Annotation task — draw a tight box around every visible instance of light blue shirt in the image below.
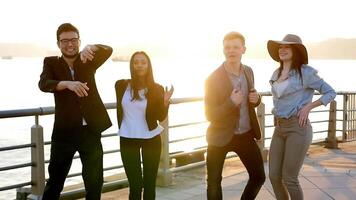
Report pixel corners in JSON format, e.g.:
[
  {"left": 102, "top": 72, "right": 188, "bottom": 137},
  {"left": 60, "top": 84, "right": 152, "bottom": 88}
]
[{"left": 270, "top": 65, "right": 336, "bottom": 118}]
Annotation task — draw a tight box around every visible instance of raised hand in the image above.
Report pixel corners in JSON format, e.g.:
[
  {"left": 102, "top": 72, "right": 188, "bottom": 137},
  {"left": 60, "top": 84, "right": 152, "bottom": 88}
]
[
  {"left": 230, "top": 89, "right": 243, "bottom": 106},
  {"left": 80, "top": 45, "right": 96, "bottom": 63},
  {"left": 164, "top": 85, "right": 174, "bottom": 106}
]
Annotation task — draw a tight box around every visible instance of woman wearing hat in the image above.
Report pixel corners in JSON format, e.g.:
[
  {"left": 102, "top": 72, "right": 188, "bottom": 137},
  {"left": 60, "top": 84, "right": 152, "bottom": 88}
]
[{"left": 267, "top": 34, "right": 336, "bottom": 200}]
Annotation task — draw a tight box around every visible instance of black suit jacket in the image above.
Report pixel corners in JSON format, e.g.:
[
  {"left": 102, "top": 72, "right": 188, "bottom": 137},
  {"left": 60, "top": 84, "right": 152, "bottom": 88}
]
[
  {"left": 205, "top": 64, "right": 262, "bottom": 147},
  {"left": 115, "top": 79, "right": 168, "bottom": 131},
  {"left": 39, "top": 45, "right": 113, "bottom": 141}
]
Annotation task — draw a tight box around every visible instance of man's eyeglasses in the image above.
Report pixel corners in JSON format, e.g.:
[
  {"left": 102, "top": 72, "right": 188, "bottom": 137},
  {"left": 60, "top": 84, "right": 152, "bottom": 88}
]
[{"left": 59, "top": 38, "right": 80, "bottom": 45}]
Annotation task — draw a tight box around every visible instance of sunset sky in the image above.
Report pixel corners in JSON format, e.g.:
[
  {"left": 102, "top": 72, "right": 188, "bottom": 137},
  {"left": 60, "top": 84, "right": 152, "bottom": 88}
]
[{"left": 1, "top": 0, "right": 355, "bottom": 57}]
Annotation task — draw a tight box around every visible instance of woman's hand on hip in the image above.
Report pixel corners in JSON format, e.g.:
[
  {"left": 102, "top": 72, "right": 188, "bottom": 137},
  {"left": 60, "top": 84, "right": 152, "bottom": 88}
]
[{"left": 297, "top": 103, "right": 312, "bottom": 127}]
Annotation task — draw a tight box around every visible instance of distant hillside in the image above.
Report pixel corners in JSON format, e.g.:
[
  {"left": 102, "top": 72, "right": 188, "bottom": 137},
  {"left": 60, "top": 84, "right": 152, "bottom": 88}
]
[
  {"left": 244, "top": 38, "right": 356, "bottom": 60},
  {"left": 0, "top": 43, "right": 48, "bottom": 57},
  {"left": 0, "top": 38, "right": 356, "bottom": 59},
  {"left": 308, "top": 38, "right": 356, "bottom": 59}
]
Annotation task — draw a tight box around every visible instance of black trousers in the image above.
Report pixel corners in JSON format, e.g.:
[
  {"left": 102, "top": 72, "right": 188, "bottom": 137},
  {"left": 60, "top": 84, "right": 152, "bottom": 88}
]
[
  {"left": 206, "top": 131, "right": 266, "bottom": 200},
  {"left": 42, "top": 126, "right": 103, "bottom": 200},
  {"left": 120, "top": 135, "right": 162, "bottom": 200}
]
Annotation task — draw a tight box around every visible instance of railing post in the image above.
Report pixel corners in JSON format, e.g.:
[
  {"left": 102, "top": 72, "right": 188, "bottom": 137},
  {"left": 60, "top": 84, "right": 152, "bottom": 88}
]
[
  {"left": 325, "top": 100, "right": 338, "bottom": 149},
  {"left": 29, "top": 115, "right": 45, "bottom": 199},
  {"left": 157, "top": 116, "right": 172, "bottom": 186},
  {"left": 257, "top": 102, "right": 268, "bottom": 162},
  {"left": 342, "top": 94, "right": 348, "bottom": 141}
]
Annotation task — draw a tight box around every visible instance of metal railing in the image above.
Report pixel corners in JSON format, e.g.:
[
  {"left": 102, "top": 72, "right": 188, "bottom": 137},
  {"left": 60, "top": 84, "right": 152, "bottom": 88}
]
[{"left": 0, "top": 92, "right": 355, "bottom": 199}]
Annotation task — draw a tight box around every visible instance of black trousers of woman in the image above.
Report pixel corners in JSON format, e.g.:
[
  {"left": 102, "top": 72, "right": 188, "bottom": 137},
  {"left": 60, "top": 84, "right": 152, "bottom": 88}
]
[
  {"left": 120, "top": 134, "right": 162, "bottom": 200},
  {"left": 206, "top": 131, "right": 266, "bottom": 200}
]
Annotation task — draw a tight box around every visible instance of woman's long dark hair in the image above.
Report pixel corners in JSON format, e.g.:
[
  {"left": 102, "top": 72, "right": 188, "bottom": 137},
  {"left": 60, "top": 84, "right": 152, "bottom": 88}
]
[
  {"left": 277, "top": 46, "right": 304, "bottom": 84},
  {"left": 129, "top": 51, "right": 155, "bottom": 101}
]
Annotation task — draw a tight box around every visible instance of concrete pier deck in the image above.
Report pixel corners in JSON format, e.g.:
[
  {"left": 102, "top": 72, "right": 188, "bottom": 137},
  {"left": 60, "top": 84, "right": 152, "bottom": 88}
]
[{"left": 96, "top": 141, "right": 356, "bottom": 200}]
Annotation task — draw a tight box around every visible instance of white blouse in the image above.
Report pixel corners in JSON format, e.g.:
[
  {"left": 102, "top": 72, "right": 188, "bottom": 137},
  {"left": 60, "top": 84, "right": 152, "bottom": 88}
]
[
  {"left": 118, "top": 85, "right": 163, "bottom": 139},
  {"left": 272, "top": 79, "right": 290, "bottom": 98}
]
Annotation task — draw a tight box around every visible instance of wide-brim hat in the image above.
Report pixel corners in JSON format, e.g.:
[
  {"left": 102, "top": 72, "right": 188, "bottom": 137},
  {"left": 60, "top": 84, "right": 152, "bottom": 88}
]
[{"left": 267, "top": 34, "right": 308, "bottom": 64}]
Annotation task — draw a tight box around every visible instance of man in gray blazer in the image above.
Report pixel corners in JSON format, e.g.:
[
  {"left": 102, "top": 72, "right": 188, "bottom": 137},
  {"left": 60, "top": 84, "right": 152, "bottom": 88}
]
[{"left": 205, "top": 32, "right": 265, "bottom": 200}]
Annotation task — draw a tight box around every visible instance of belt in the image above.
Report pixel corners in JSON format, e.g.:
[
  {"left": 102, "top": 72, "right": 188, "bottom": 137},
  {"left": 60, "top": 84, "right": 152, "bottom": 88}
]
[{"left": 274, "top": 116, "right": 298, "bottom": 127}]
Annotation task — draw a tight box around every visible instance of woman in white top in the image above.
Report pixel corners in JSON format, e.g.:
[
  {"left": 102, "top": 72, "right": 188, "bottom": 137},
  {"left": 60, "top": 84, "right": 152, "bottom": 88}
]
[{"left": 115, "top": 51, "right": 173, "bottom": 200}]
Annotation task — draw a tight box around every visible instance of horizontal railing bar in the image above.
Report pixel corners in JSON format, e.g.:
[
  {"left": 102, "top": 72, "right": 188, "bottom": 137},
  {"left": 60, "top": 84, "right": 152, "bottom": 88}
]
[
  {"left": 170, "top": 148, "right": 207, "bottom": 158},
  {"left": 310, "top": 138, "right": 326, "bottom": 144},
  {"left": 169, "top": 121, "right": 207, "bottom": 129},
  {"left": 170, "top": 154, "right": 237, "bottom": 173},
  {"left": 104, "top": 103, "right": 117, "bottom": 110},
  {"left": 66, "top": 164, "right": 125, "bottom": 179},
  {"left": 101, "top": 133, "right": 118, "bottom": 138},
  {"left": 66, "top": 172, "right": 82, "bottom": 178},
  {"left": 336, "top": 91, "right": 356, "bottom": 95},
  {"left": 311, "top": 120, "right": 330, "bottom": 124},
  {"left": 310, "top": 110, "right": 330, "bottom": 113},
  {"left": 259, "top": 92, "right": 272, "bottom": 96},
  {"left": 0, "top": 103, "right": 117, "bottom": 118},
  {"left": 0, "top": 181, "right": 32, "bottom": 191},
  {"left": 103, "top": 149, "right": 121, "bottom": 154},
  {"left": 194, "top": 146, "right": 207, "bottom": 150},
  {"left": 45, "top": 148, "right": 122, "bottom": 164},
  {"left": 0, "top": 162, "right": 33, "bottom": 172},
  {"left": 170, "top": 150, "right": 184, "bottom": 155},
  {"left": 313, "top": 130, "right": 328, "bottom": 134},
  {"left": 169, "top": 146, "right": 207, "bottom": 156},
  {"left": 343, "top": 119, "right": 356, "bottom": 122},
  {"left": 169, "top": 135, "right": 205, "bottom": 143},
  {"left": 103, "top": 165, "right": 124, "bottom": 171},
  {"left": 70, "top": 149, "right": 122, "bottom": 162},
  {"left": 345, "top": 109, "right": 356, "bottom": 112},
  {"left": 1, "top": 92, "right": 355, "bottom": 119},
  {"left": 0, "top": 108, "right": 44, "bottom": 118},
  {"left": 170, "top": 97, "right": 203, "bottom": 104},
  {"left": 0, "top": 143, "right": 35, "bottom": 152},
  {"left": 345, "top": 139, "right": 356, "bottom": 142}
]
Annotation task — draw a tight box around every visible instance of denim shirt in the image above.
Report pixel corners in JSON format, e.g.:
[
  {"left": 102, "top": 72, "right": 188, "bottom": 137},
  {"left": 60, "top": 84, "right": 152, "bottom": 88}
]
[{"left": 270, "top": 65, "right": 336, "bottom": 118}]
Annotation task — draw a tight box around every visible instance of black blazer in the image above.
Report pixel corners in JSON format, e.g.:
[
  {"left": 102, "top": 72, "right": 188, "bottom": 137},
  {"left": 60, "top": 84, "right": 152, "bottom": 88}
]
[
  {"left": 115, "top": 79, "right": 168, "bottom": 131},
  {"left": 205, "top": 64, "right": 262, "bottom": 147},
  {"left": 38, "top": 45, "right": 113, "bottom": 141}
]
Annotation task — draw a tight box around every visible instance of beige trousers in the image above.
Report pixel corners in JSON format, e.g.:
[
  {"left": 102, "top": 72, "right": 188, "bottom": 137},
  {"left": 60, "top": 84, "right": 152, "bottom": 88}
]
[{"left": 269, "top": 117, "right": 313, "bottom": 200}]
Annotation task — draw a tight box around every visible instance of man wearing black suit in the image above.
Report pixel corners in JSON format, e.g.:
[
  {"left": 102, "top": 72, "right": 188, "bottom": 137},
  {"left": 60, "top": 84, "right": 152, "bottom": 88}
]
[
  {"left": 205, "top": 32, "right": 265, "bottom": 200},
  {"left": 39, "top": 23, "right": 112, "bottom": 200}
]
